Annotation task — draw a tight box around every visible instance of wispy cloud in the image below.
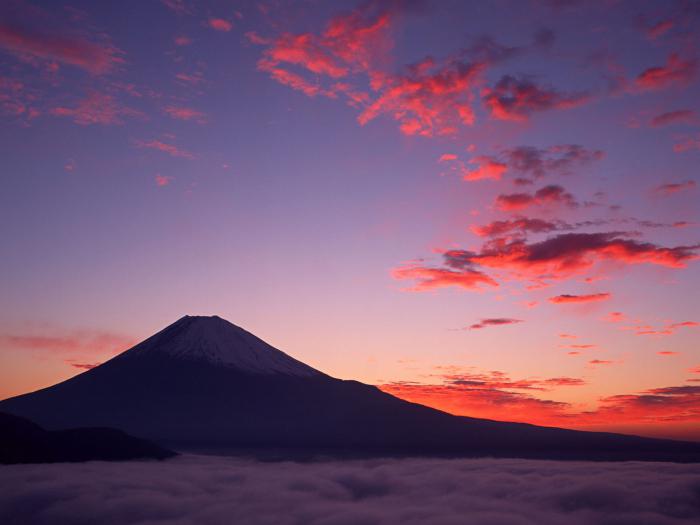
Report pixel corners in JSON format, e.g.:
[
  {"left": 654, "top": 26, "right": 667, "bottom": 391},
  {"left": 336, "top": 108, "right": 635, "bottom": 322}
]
[
  {"left": 0, "top": 23, "right": 123, "bottom": 74},
  {"left": 469, "top": 318, "right": 523, "bottom": 330},
  {"left": 549, "top": 293, "right": 611, "bottom": 304},
  {"left": 135, "top": 139, "right": 195, "bottom": 159}
]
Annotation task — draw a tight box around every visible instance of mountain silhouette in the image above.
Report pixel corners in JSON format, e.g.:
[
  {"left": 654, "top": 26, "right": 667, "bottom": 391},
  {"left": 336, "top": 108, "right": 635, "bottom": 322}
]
[
  {"left": 0, "top": 411, "right": 175, "bottom": 464},
  {"left": 1, "top": 315, "right": 699, "bottom": 462}
]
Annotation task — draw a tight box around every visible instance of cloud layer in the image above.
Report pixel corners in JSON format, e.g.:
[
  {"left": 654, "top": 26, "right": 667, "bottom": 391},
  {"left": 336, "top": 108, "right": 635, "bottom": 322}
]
[{"left": 2, "top": 455, "right": 700, "bottom": 525}]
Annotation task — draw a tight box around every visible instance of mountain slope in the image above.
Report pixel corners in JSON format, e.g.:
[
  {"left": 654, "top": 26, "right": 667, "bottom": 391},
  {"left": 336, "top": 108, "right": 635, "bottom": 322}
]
[
  {"left": 2, "top": 315, "right": 699, "bottom": 462},
  {"left": 0, "top": 412, "right": 176, "bottom": 464}
]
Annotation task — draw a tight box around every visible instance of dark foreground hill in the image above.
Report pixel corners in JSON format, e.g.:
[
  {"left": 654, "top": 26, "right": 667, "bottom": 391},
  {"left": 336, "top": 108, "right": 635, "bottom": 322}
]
[
  {"left": 0, "top": 411, "right": 175, "bottom": 464},
  {"left": 1, "top": 315, "right": 699, "bottom": 462}
]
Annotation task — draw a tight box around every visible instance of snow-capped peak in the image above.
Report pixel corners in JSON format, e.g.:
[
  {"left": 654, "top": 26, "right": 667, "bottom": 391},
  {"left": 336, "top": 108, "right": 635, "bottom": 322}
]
[{"left": 125, "top": 315, "right": 321, "bottom": 377}]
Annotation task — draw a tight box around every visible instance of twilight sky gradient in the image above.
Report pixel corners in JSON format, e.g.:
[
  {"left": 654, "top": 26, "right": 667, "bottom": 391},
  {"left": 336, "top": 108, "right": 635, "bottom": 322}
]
[{"left": 1, "top": 0, "right": 699, "bottom": 440}]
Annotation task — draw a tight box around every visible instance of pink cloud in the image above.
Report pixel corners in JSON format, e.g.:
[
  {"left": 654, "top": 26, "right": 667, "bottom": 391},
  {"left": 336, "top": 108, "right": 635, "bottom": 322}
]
[
  {"left": 358, "top": 57, "right": 484, "bottom": 136},
  {"left": 209, "top": 19, "right": 233, "bottom": 32},
  {"left": 66, "top": 361, "right": 100, "bottom": 370},
  {"left": 673, "top": 134, "right": 700, "bottom": 153},
  {"left": 441, "top": 232, "right": 698, "bottom": 284},
  {"left": 391, "top": 264, "right": 498, "bottom": 292},
  {"left": 438, "top": 153, "right": 457, "bottom": 162},
  {"left": 495, "top": 185, "right": 578, "bottom": 211},
  {"left": 469, "top": 318, "right": 523, "bottom": 330},
  {"left": 646, "top": 19, "right": 674, "bottom": 40},
  {"left": 50, "top": 92, "right": 141, "bottom": 125},
  {"left": 604, "top": 311, "right": 626, "bottom": 323},
  {"left": 635, "top": 53, "right": 696, "bottom": 91},
  {"left": 155, "top": 174, "right": 173, "bottom": 187},
  {"left": 470, "top": 217, "right": 565, "bottom": 238},
  {"left": 650, "top": 109, "right": 694, "bottom": 127},
  {"left": 174, "top": 36, "right": 192, "bottom": 46},
  {"left": 549, "top": 293, "right": 611, "bottom": 304},
  {"left": 464, "top": 156, "right": 507, "bottom": 181},
  {"left": 135, "top": 139, "right": 195, "bottom": 159},
  {"left": 164, "top": 105, "right": 206, "bottom": 123},
  {"left": 1, "top": 331, "right": 134, "bottom": 356},
  {"left": 636, "top": 320, "right": 697, "bottom": 337},
  {"left": 380, "top": 368, "right": 585, "bottom": 426},
  {"left": 161, "top": 0, "right": 189, "bottom": 15},
  {"left": 652, "top": 180, "right": 696, "bottom": 196},
  {"left": 0, "top": 23, "right": 123, "bottom": 74}
]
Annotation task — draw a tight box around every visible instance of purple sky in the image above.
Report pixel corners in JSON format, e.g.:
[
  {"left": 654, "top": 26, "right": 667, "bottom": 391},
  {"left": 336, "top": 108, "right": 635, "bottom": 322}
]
[{"left": 1, "top": 0, "right": 699, "bottom": 439}]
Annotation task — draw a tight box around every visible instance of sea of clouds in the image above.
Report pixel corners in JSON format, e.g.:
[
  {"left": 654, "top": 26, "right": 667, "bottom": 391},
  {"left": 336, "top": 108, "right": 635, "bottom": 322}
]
[{"left": 1, "top": 455, "right": 699, "bottom": 524}]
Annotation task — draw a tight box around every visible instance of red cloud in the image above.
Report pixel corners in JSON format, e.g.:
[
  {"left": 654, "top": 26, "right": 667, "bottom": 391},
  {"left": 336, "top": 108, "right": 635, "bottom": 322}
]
[
  {"left": 442, "top": 232, "right": 698, "bottom": 283},
  {"left": 164, "top": 106, "right": 206, "bottom": 123},
  {"left": 650, "top": 109, "right": 694, "bottom": 127},
  {"left": 636, "top": 320, "right": 698, "bottom": 337},
  {"left": 359, "top": 57, "right": 485, "bottom": 136},
  {"left": 438, "top": 153, "right": 457, "bottom": 162},
  {"left": 669, "top": 321, "right": 699, "bottom": 330},
  {"left": 646, "top": 19, "right": 674, "bottom": 40},
  {"left": 1, "top": 331, "right": 134, "bottom": 356},
  {"left": 674, "top": 134, "right": 700, "bottom": 153},
  {"left": 635, "top": 53, "right": 696, "bottom": 91},
  {"left": 604, "top": 311, "right": 626, "bottom": 323},
  {"left": 483, "top": 75, "right": 588, "bottom": 121},
  {"left": 470, "top": 217, "right": 565, "bottom": 238},
  {"left": 463, "top": 156, "right": 507, "bottom": 181},
  {"left": 653, "top": 180, "right": 696, "bottom": 196},
  {"left": 581, "top": 386, "right": 700, "bottom": 424},
  {"left": 441, "top": 145, "right": 602, "bottom": 186},
  {"left": 636, "top": 329, "right": 672, "bottom": 336},
  {"left": 254, "top": 4, "right": 391, "bottom": 91},
  {"left": 549, "top": 293, "right": 611, "bottom": 304},
  {"left": 67, "top": 361, "right": 100, "bottom": 370},
  {"left": 264, "top": 67, "right": 334, "bottom": 98},
  {"left": 564, "top": 344, "right": 596, "bottom": 349},
  {"left": 0, "top": 23, "right": 122, "bottom": 74},
  {"left": 135, "top": 139, "right": 195, "bottom": 159},
  {"left": 251, "top": 5, "right": 493, "bottom": 137},
  {"left": 391, "top": 264, "right": 498, "bottom": 292},
  {"left": 209, "top": 19, "right": 232, "bottom": 32},
  {"left": 589, "top": 359, "right": 614, "bottom": 366},
  {"left": 0, "top": 75, "right": 39, "bottom": 119},
  {"left": 469, "top": 318, "right": 523, "bottom": 330},
  {"left": 657, "top": 351, "right": 678, "bottom": 356},
  {"left": 161, "top": 0, "right": 188, "bottom": 14},
  {"left": 495, "top": 185, "right": 578, "bottom": 211},
  {"left": 174, "top": 36, "right": 192, "bottom": 46},
  {"left": 379, "top": 368, "right": 585, "bottom": 426},
  {"left": 50, "top": 92, "right": 140, "bottom": 125},
  {"left": 175, "top": 71, "right": 205, "bottom": 85},
  {"left": 155, "top": 174, "right": 172, "bottom": 187}
]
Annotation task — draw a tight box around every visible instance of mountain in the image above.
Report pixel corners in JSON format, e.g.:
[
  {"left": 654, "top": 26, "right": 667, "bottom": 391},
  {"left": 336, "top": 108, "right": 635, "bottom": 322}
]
[
  {"left": 1, "top": 315, "right": 699, "bottom": 462},
  {"left": 0, "top": 411, "right": 175, "bottom": 464}
]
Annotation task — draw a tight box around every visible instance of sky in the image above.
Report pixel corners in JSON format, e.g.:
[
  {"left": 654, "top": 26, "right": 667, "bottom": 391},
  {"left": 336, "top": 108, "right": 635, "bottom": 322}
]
[{"left": 0, "top": 0, "right": 699, "bottom": 440}]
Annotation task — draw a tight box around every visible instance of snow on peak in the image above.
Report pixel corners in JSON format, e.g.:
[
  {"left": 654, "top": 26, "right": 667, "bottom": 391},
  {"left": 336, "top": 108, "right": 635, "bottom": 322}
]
[{"left": 128, "top": 315, "right": 321, "bottom": 377}]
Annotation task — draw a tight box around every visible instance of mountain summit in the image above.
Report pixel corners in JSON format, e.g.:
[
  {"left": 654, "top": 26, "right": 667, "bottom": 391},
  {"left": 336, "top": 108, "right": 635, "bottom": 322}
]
[
  {"left": 2, "top": 315, "right": 700, "bottom": 462},
  {"left": 122, "top": 315, "right": 320, "bottom": 377}
]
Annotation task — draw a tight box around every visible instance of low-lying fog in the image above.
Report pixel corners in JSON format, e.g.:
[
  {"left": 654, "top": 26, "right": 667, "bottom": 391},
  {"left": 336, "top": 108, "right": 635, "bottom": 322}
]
[{"left": 1, "top": 455, "right": 699, "bottom": 524}]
